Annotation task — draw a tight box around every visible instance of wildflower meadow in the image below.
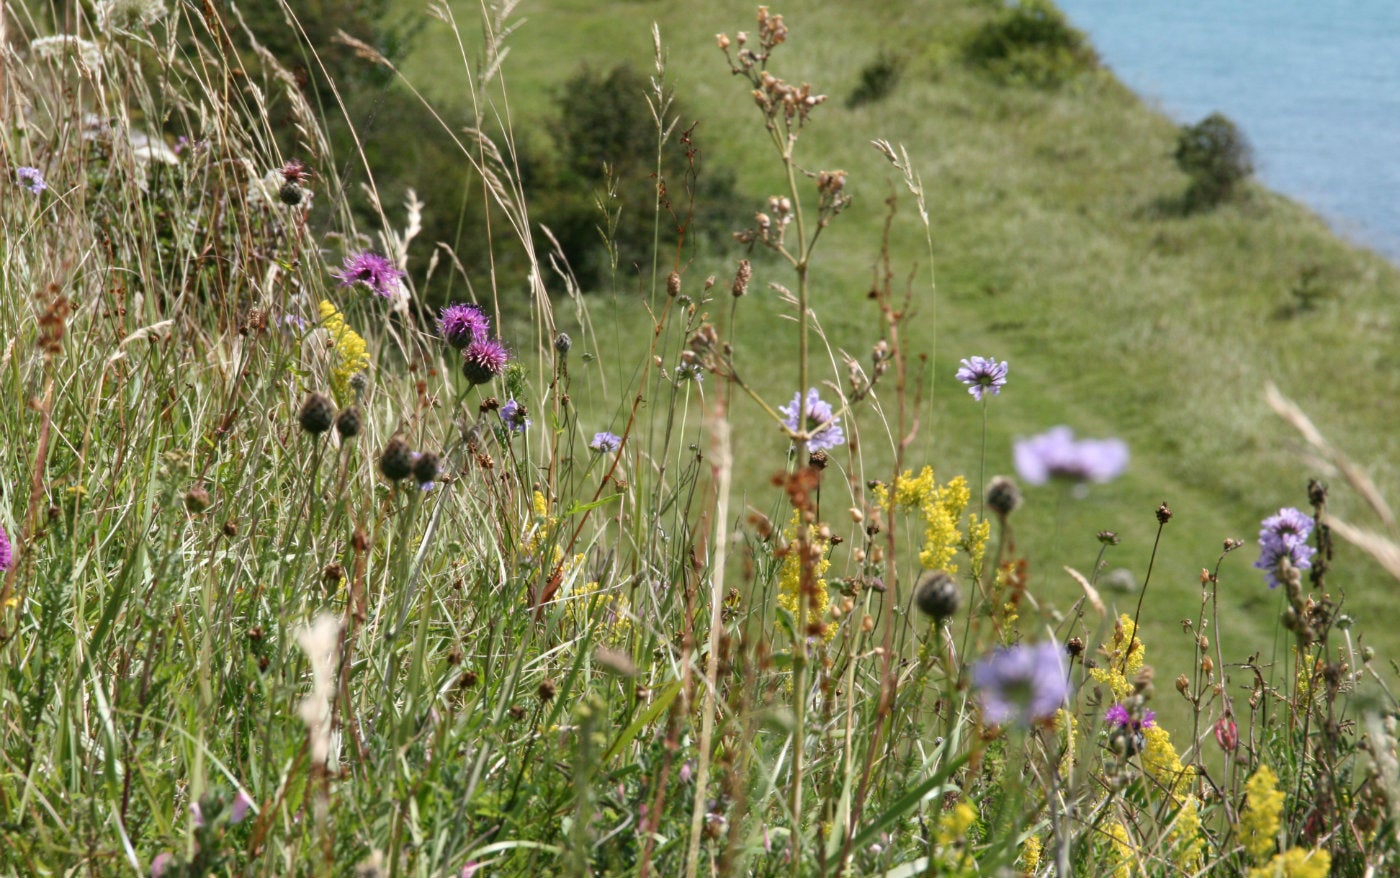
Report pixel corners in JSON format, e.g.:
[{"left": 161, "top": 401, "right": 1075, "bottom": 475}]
[{"left": 4, "top": 1, "right": 1400, "bottom": 876}]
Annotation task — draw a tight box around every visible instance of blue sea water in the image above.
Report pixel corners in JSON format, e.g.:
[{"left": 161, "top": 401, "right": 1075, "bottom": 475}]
[{"left": 1055, "top": 1, "right": 1400, "bottom": 259}]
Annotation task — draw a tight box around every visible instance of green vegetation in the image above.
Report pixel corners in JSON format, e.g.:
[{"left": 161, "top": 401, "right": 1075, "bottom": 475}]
[
  {"left": 4, "top": 0, "right": 1400, "bottom": 875},
  {"left": 1175, "top": 111, "right": 1256, "bottom": 210}
]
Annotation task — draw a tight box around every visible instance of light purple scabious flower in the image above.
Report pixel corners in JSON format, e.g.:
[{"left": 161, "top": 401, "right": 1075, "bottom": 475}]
[
  {"left": 1013, "top": 426, "right": 1129, "bottom": 486},
  {"left": 335, "top": 250, "right": 403, "bottom": 298},
  {"left": 438, "top": 302, "right": 489, "bottom": 349},
  {"left": 780, "top": 388, "right": 845, "bottom": 452},
  {"left": 499, "top": 399, "right": 530, "bottom": 434},
  {"left": 1105, "top": 703, "right": 1155, "bottom": 730},
  {"left": 590, "top": 431, "right": 621, "bottom": 453},
  {"left": 956, "top": 356, "right": 1008, "bottom": 401},
  {"left": 1253, "top": 506, "right": 1316, "bottom": 589},
  {"left": 971, "top": 642, "right": 1069, "bottom": 727},
  {"left": 462, "top": 338, "right": 510, "bottom": 385},
  {"left": 0, "top": 525, "right": 10, "bottom": 571},
  {"left": 15, "top": 166, "right": 46, "bottom": 194}
]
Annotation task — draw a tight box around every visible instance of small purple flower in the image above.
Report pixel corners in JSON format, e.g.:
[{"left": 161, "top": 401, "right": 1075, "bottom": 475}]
[
  {"left": 780, "top": 388, "right": 845, "bottom": 452},
  {"left": 461, "top": 338, "right": 510, "bottom": 385},
  {"left": 15, "top": 166, "right": 46, "bottom": 194},
  {"left": 1254, "top": 506, "right": 1316, "bottom": 589},
  {"left": 499, "top": 399, "right": 530, "bottom": 434},
  {"left": 1105, "top": 703, "right": 1155, "bottom": 730},
  {"left": 971, "top": 642, "right": 1069, "bottom": 727},
  {"left": 956, "top": 356, "right": 1008, "bottom": 401},
  {"left": 229, "top": 790, "right": 256, "bottom": 824},
  {"left": 335, "top": 250, "right": 403, "bottom": 298},
  {"left": 590, "top": 431, "right": 621, "bottom": 453},
  {"left": 1013, "top": 426, "right": 1128, "bottom": 487},
  {"left": 150, "top": 852, "right": 174, "bottom": 878},
  {"left": 0, "top": 524, "right": 11, "bottom": 570},
  {"left": 438, "top": 302, "right": 490, "bottom": 349}
]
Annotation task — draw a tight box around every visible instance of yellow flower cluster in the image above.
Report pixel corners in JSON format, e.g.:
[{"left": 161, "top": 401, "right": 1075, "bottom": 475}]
[
  {"left": 566, "top": 580, "right": 632, "bottom": 644},
  {"left": 522, "top": 490, "right": 564, "bottom": 571},
  {"left": 1019, "top": 835, "right": 1042, "bottom": 872},
  {"left": 1170, "top": 796, "right": 1205, "bottom": 871},
  {"left": 1239, "top": 765, "right": 1285, "bottom": 863},
  {"left": 1247, "top": 847, "right": 1331, "bottom": 878},
  {"left": 935, "top": 801, "right": 978, "bottom": 847},
  {"left": 1295, "top": 648, "right": 1317, "bottom": 706},
  {"left": 1143, "top": 725, "right": 1195, "bottom": 802},
  {"left": 1088, "top": 614, "right": 1144, "bottom": 701},
  {"left": 775, "top": 510, "right": 834, "bottom": 640},
  {"left": 873, "top": 468, "right": 971, "bottom": 573},
  {"left": 1102, "top": 821, "right": 1135, "bottom": 878},
  {"left": 318, "top": 299, "right": 370, "bottom": 406}
]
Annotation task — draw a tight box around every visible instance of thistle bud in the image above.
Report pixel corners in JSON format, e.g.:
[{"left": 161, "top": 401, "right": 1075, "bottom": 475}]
[
  {"left": 299, "top": 393, "right": 336, "bottom": 435},
  {"left": 380, "top": 437, "right": 414, "bottom": 482},
  {"left": 913, "top": 570, "right": 960, "bottom": 623}
]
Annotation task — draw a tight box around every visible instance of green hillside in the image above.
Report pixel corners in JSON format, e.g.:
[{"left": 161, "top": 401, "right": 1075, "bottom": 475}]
[{"left": 392, "top": 0, "right": 1400, "bottom": 672}]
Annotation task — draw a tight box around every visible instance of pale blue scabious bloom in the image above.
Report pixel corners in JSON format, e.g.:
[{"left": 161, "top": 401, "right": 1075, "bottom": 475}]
[
  {"left": 498, "top": 399, "right": 530, "bottom": 434},
  {"left": 1253, "top": 506, "right": 1316, "bottom": 589},
  {"left": 15, "top": 166, "right": 46, "bottom": 194},
  {"left": 971, "top": 642, "right": 1069, "bottom": 727},
  {"left": 780, "top": 388, "right": 844, "bottom": 452},
  {"left": 955, "top": 355, "right": 1008, "bottom": 401},
  {"left": 1013, "top": 426, "right": 1128, "bottom": 486},
  {"left": 589, "top": 431, "right": 621, "bottom": 453}
]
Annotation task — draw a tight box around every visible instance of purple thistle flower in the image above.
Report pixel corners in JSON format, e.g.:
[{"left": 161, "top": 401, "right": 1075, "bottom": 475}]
[
  {"left": 590, "top": 431, "right": 622, "bottom": 453},
  {"left": 335, "top": 250, "right": 403, "bottom": 298},
  {"left": 499, "top": 399, "right": 530, "bottom": 434},
  {"left": 461, "top": 338, "right": 510, "bottom": 385},
  {"left": 780, "top": 388, "right": 845, "bottom": 452},
  {"left": 1013, "top": 426, "right": 1128, "bottom": 487},
  {"left": 1254, "top": 506, "right": 1316, "bottom": 589},
  {"left": 1105, "top": 703, "right": 1155, "bottom": 730},
  {"left": 0, "top": 524, "right": 10, "bottom": 571},
  {"left": 971, "top": 642, "right": 1069, "bottom": 727},
  {"left": 956, "top": 356, "right": 1008, "bottom": 401},
  {"left": 438, "top": 302, "right": 490, "bottom": 349},
  {"left": 15, "top": 166, "right": 46, "bottom": 194}
]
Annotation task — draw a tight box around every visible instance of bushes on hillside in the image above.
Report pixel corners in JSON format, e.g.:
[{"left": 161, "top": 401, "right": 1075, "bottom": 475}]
[
  {"left": 535, "top": 64, "right": 741, "bottom": 289},
  {"left": 1175, "top": 111, "right": 1254, "bottom": 210},
  {"left": 847, "top": 52, "right": 903, "bottom": 107},
  {"left": 963, "top": 0, "right": 1098, "bottom": 88}
]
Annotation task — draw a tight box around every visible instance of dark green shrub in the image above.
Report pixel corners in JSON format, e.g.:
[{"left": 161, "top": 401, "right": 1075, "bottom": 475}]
[
  {"left": 964, "top": 0, "right": 1097, "bottom": 88},
  {"left": 847, "top": 53, "right": 903, "bottom": 108},
  {"left": 1174, "top": 112, "right": 1253, "bottom": 209},
  {"left": 537, "top": 64, "right": 741, "bottom": 289}
]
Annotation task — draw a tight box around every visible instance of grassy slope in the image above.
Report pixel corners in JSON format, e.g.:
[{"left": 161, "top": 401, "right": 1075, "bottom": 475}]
[{"left": 393, "top": 0, "right": 1400, "bottom": 699}]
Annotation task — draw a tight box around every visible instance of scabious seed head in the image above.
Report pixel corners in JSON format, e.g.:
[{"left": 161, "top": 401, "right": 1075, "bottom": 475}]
[
  {"left": 913, "top": 570, "right": 960, "bottom": 622},
  {"left": 985, "top": 475, "right": 1022, "bottom": 517},
  {"left": 380, "top": 437, "right": 414, "bottom": 481},
  {"left": 299, "top": 393, "right": 336, "bottom": 435}
]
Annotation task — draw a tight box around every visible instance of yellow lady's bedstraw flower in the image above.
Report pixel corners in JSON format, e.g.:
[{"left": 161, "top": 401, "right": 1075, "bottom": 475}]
[
  {"left": 1238, "top": 764, "right": 1285, "bottom": 863},
  {"left": 775, "top": 510, "right": 834, "bottom": 640},
  {"left": 1247, "top": 847, "right": 1331, "bottom": 878},
  {"left": 318, "top": 299, "right": 370, "bottom": 406}
]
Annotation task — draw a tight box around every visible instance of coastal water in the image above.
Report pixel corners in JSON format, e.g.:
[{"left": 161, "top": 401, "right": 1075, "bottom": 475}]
[{"left": 1055, "top": 1, "right": 1400, "bottom": 260}]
